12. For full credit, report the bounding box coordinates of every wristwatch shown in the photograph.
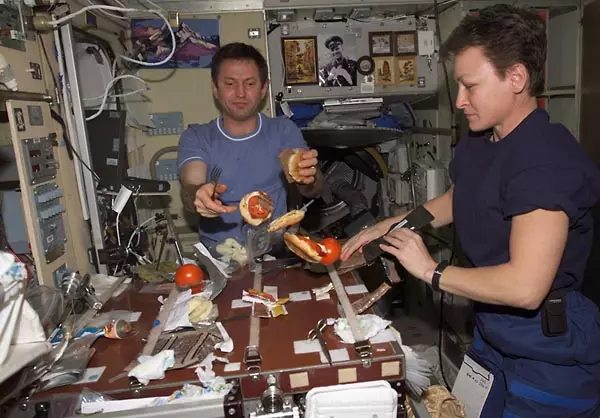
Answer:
[431,260,449,292]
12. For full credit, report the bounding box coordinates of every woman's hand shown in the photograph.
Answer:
[340,219,393,261]
[380,228,438,282]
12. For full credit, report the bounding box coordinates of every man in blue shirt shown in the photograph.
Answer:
[341,5,600,417]
[178,43,323,253]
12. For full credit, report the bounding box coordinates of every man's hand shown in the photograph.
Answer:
[194,183,237,217]
[292,149,319,184]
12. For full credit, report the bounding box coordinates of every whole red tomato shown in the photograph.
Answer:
[175,264,205,289]
[320,238,341,265]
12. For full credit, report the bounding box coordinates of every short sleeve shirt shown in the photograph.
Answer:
[177,114,308,249]
[450,108,600,291]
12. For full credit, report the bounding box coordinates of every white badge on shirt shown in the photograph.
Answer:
[451,353,494,418]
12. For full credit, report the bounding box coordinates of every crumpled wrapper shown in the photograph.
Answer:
[334,314,391,344]
[128,350,175,385]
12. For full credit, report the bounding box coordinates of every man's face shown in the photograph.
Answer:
[453,46,516,132]
[331,44,343,61]
[212,59,268,122]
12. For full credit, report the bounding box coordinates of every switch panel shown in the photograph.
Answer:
[32,182,66,263]
[21,136,57,184]
[154,158,178,181]
[147,112,184,136]
[6,100,77,286]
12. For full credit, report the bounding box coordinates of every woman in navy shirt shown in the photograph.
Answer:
[342,5,600,417]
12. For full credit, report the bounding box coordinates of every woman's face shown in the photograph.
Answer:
[453,46,517,133]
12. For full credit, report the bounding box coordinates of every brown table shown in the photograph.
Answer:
[33,264,407,416]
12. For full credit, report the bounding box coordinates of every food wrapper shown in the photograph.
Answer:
[242,288,276,304]
[104,320,135,339]
[244,288,289,318]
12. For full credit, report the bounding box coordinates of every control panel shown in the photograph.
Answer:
[21,135,57,184]
[32,182,66,263]
[5,100,77,286]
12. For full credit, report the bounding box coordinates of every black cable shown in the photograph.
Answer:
[267,23,280,36]
[40,35,101,183]
[438,222,457,390]
[50,109,101,183]
[38,36,59,92]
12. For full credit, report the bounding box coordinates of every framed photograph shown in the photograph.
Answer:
[369,32,393,57]
[374,57,395,85]
[317,34,358,87]
[396,56,417,85]
[281,37,318,85]
[394,31,418,56]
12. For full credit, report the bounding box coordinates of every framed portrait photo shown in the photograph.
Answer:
[394,31,418,56]
[368,32,393,57]
[396,55,417,85]
[281,36,319,85]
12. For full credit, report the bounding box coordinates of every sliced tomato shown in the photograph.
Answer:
[248,195,270,219]
[320,237,341,265]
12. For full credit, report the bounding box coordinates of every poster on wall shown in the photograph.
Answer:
[317,34,358,87]
[282,37,319,85]
[368,32,393,57]
[396,56,417,85]
[394,31,418,56]
[374,57,395,85]
[130,19,220,68]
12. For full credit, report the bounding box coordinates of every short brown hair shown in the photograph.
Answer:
[441,4,546,96]
[211,42,269,86]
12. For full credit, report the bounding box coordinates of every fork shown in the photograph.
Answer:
[209,165,222,200]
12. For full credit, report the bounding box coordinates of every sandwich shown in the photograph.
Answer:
[267,209,305,232]
[279,148,304,183]
[283,232,341,265]
[239,191,274,226]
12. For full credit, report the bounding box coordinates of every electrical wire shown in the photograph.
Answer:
[51,4,177,119]
[83,88,146,102]
[38,36,59,91]
[86,0,129,20]
[115,211,122,247]
[348,14,407,23]
[431,0,457,390]
[50,109,101,182]
[85,74,147,121]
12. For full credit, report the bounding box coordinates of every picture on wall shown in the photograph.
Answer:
[368,32,393,57]
[395,31,418,55]
[396,56,417,85]
[130,19,220,68]
[374,57,395,85]
[282,37,319,85]
[317,34,358,87]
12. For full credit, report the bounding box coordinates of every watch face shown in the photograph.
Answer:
[357,56,375,76]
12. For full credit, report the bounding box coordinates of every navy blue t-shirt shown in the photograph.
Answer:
[450,108,600,363]
[177,114,307,250]
[451,108,600,289]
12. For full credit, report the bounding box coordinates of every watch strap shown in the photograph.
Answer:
[432,260,449,292]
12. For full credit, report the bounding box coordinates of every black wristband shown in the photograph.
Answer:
[431,260,449,292]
